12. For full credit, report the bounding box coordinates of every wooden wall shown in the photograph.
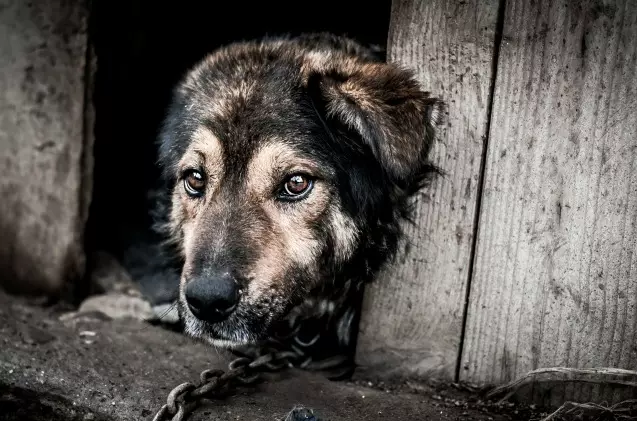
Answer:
[356,0,501,379]
[0,0,94,296]
[357,0,637,404]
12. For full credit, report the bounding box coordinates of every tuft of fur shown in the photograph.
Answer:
[151,32,444,372]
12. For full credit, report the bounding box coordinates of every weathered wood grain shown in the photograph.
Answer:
[461,0,637,404]
[355,0,500,379]
[0,0,92,295]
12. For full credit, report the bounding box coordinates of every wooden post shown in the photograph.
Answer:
[0,0,93,296]
[461,0,637,404]
[355,0,501,379]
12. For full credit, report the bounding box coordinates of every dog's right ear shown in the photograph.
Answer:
[305,57,444,185]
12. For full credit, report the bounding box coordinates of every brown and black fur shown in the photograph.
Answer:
[152,33,443,374]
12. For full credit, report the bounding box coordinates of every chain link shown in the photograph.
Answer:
[152,350,301,421]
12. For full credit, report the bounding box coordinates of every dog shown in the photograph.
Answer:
[152,32,443,375]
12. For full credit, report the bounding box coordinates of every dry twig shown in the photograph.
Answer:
[540,399,637,421]
[487,367,637,403]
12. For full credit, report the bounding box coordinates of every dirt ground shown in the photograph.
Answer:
[0,289,551,421]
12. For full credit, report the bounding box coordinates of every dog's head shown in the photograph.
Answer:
[156,35,443,347]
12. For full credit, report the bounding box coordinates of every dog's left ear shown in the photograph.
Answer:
[307,60,444,184]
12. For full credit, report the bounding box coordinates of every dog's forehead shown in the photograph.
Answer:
[189,90,330,170]
[172,46,347,180]
[185,52,300,120]
[215,106,319,175]
[183,116,329,188]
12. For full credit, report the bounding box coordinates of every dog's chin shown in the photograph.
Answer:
[178,302,266,350]
[200,334,251,350]
[182,317,247,349]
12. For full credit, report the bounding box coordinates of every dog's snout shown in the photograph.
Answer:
[185,272,240,323]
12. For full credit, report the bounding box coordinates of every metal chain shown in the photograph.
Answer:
[152,350,301,421]
[152,294,357,421]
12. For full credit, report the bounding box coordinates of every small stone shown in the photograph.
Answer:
[284,407,319,421]
[78,293,154,321]
[60,311,113,324]
[79,331,96,337]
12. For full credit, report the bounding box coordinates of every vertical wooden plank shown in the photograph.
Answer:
[355,0,500,379]
[0,0,92,295]
[462,0,637,403]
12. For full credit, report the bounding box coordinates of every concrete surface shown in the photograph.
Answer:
[0,290,533,420]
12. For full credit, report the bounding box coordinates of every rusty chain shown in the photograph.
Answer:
[152,291,357,421]
[152,350,303,421]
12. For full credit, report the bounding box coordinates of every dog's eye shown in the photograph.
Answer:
[279,174,313,200]
[183,170,206,197]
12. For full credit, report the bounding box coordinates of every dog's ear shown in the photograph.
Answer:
[306,59,444,184]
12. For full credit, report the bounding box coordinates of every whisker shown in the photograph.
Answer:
[155,300,179,322]
[140,297,181,332]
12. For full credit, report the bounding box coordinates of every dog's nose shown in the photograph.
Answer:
[184,272,239,323]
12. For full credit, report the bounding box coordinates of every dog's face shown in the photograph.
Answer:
[157,36,442,347]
